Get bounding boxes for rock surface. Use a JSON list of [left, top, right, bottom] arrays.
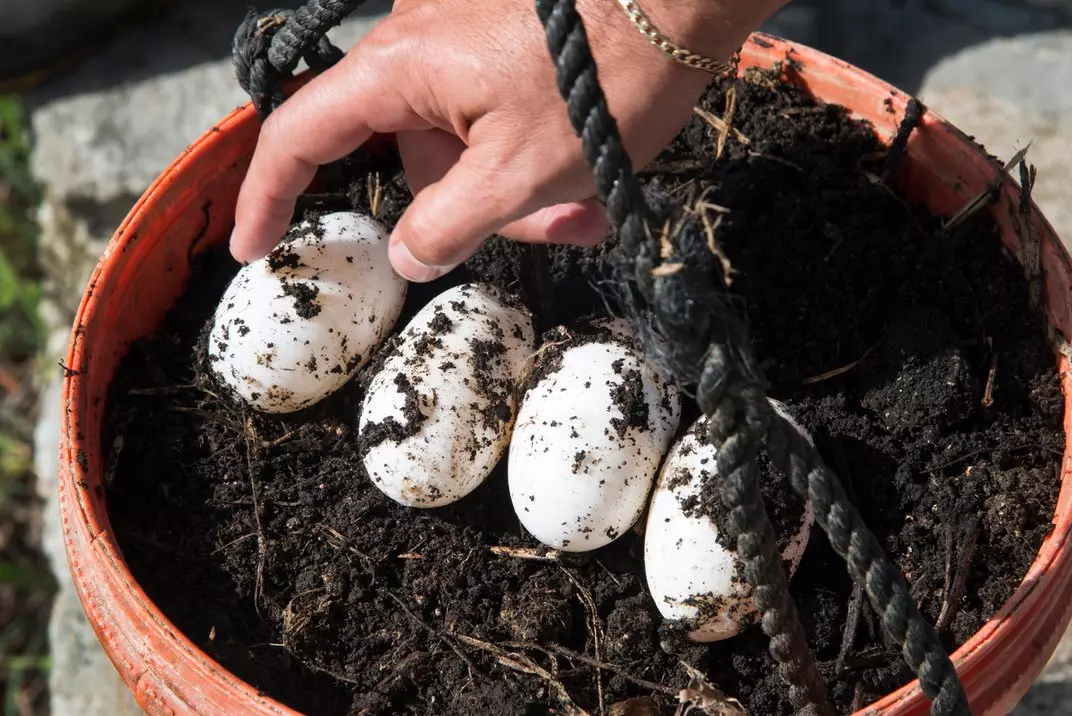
[[917, 32, 1072, 245], [24, 1, 1072, 715], [27, 3, 391, 715]]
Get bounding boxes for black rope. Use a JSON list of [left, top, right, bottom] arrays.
[[232, 0, 365, 118], [533, 1, 970, 715]]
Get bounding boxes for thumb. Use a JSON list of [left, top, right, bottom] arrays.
[[388, 142, 537, 282]]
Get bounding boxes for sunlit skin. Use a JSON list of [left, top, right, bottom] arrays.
[[229, 0, 789, 282]]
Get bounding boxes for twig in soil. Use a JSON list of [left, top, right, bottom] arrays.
[[291, 649, 367, 687], [454, 633, 588, 715], [746, 150, 803, 172], [317, 523, 373, 564], [262, 429, 297, 449], [715, 85, 738, 161], [819, 647, 892, 674], [943, 145, 1030, 232], [801, 345, 876, 385], [211, 532, 259, 555], [515, 330, 573, 396], [693, 106, 750, 148], [674, 662, 746, 716], [282, 586, 332, 638], [489, 545, 561, 561], [836, 583, 865, 674], [691, 197, 734, 287], [1014, 158, 1043, 313], [524, 643, 677, 697], [243, 417, 268, 618], [126, 383, 198, 396], [936, 516, 980, 633], [385, 591, 479, 685], [982, 353, 998, 407], [166, 405, 244, 433], [561, 568, 606, 716], [881, 97, 924, 184], [595, 560, 623, 587], [367, 173, 383, 218]]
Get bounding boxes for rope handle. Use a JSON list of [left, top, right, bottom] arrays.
[[232, 0, 365, 118], [230, 3, 972, 714]]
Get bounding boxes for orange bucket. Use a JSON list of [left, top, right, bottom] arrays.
[[58, 32, 1072, 715]]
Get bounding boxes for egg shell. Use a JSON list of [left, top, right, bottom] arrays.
[[359, 283, 535, 508], [508, 317, 682, 552], [643, 399, 813, 642], [208, 212, 407, 414]]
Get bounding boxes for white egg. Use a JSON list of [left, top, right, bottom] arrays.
[[359, 283, 535, 508], [508, 317, 682, 552], [208, 211, 407, 414], [644, 399, 813, 642]]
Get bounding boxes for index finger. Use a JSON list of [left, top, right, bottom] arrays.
[[230, 46, 424, 263]]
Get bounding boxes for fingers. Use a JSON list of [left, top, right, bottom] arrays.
[[388, 140, 517, 281], [498, 199, 608, 246], [396, 128, 466, 196], [393, 130, 608, 281], [230, 43, 423, 263]]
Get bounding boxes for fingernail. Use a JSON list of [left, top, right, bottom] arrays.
[[388, 235, 452, 283], [228, 229, 248, 264]]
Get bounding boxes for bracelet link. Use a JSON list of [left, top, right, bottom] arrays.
[[614, 0, 740, 76]]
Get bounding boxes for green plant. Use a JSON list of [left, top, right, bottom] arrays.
[[0, 92, 49, 716], [0, 96, 42, 363]]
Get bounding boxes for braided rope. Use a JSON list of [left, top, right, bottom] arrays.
[[232, 0, 365, 118], [534, 1, 970, 714]]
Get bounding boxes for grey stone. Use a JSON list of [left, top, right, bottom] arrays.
[[802, 0, 1067, 94], [34, 367, 143, 716], [760, 2, 818, 47], [1013, 628, 1072, 714], [917, 31, 1072, 247], [27, 0, 392, 202], [0, 0, 140, 84], [27, 3, 391, 716]]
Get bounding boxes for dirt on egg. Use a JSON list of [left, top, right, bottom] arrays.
[[103, 64, 1063, 715]]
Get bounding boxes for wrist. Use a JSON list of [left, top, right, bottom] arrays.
[[603, 0, 790, 70]]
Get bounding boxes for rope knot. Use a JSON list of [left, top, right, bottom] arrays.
[[233, 0, 362, 118]]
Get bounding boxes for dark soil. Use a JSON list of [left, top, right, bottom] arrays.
[[103, 65, 1064, 715]]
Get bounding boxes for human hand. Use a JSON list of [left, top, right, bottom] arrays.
[[229, 0, 787, 281]]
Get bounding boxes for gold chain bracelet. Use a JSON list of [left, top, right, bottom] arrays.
[[614, 0, 740, 76]]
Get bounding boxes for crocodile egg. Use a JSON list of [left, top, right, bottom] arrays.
[[359, 283, 535, 508], [507, 317, 682, 552], [208, 211, 407, 413], [644, 399, 813, 642]]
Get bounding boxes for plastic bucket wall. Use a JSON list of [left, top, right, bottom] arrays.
[[59, 32, 1072, 716]]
